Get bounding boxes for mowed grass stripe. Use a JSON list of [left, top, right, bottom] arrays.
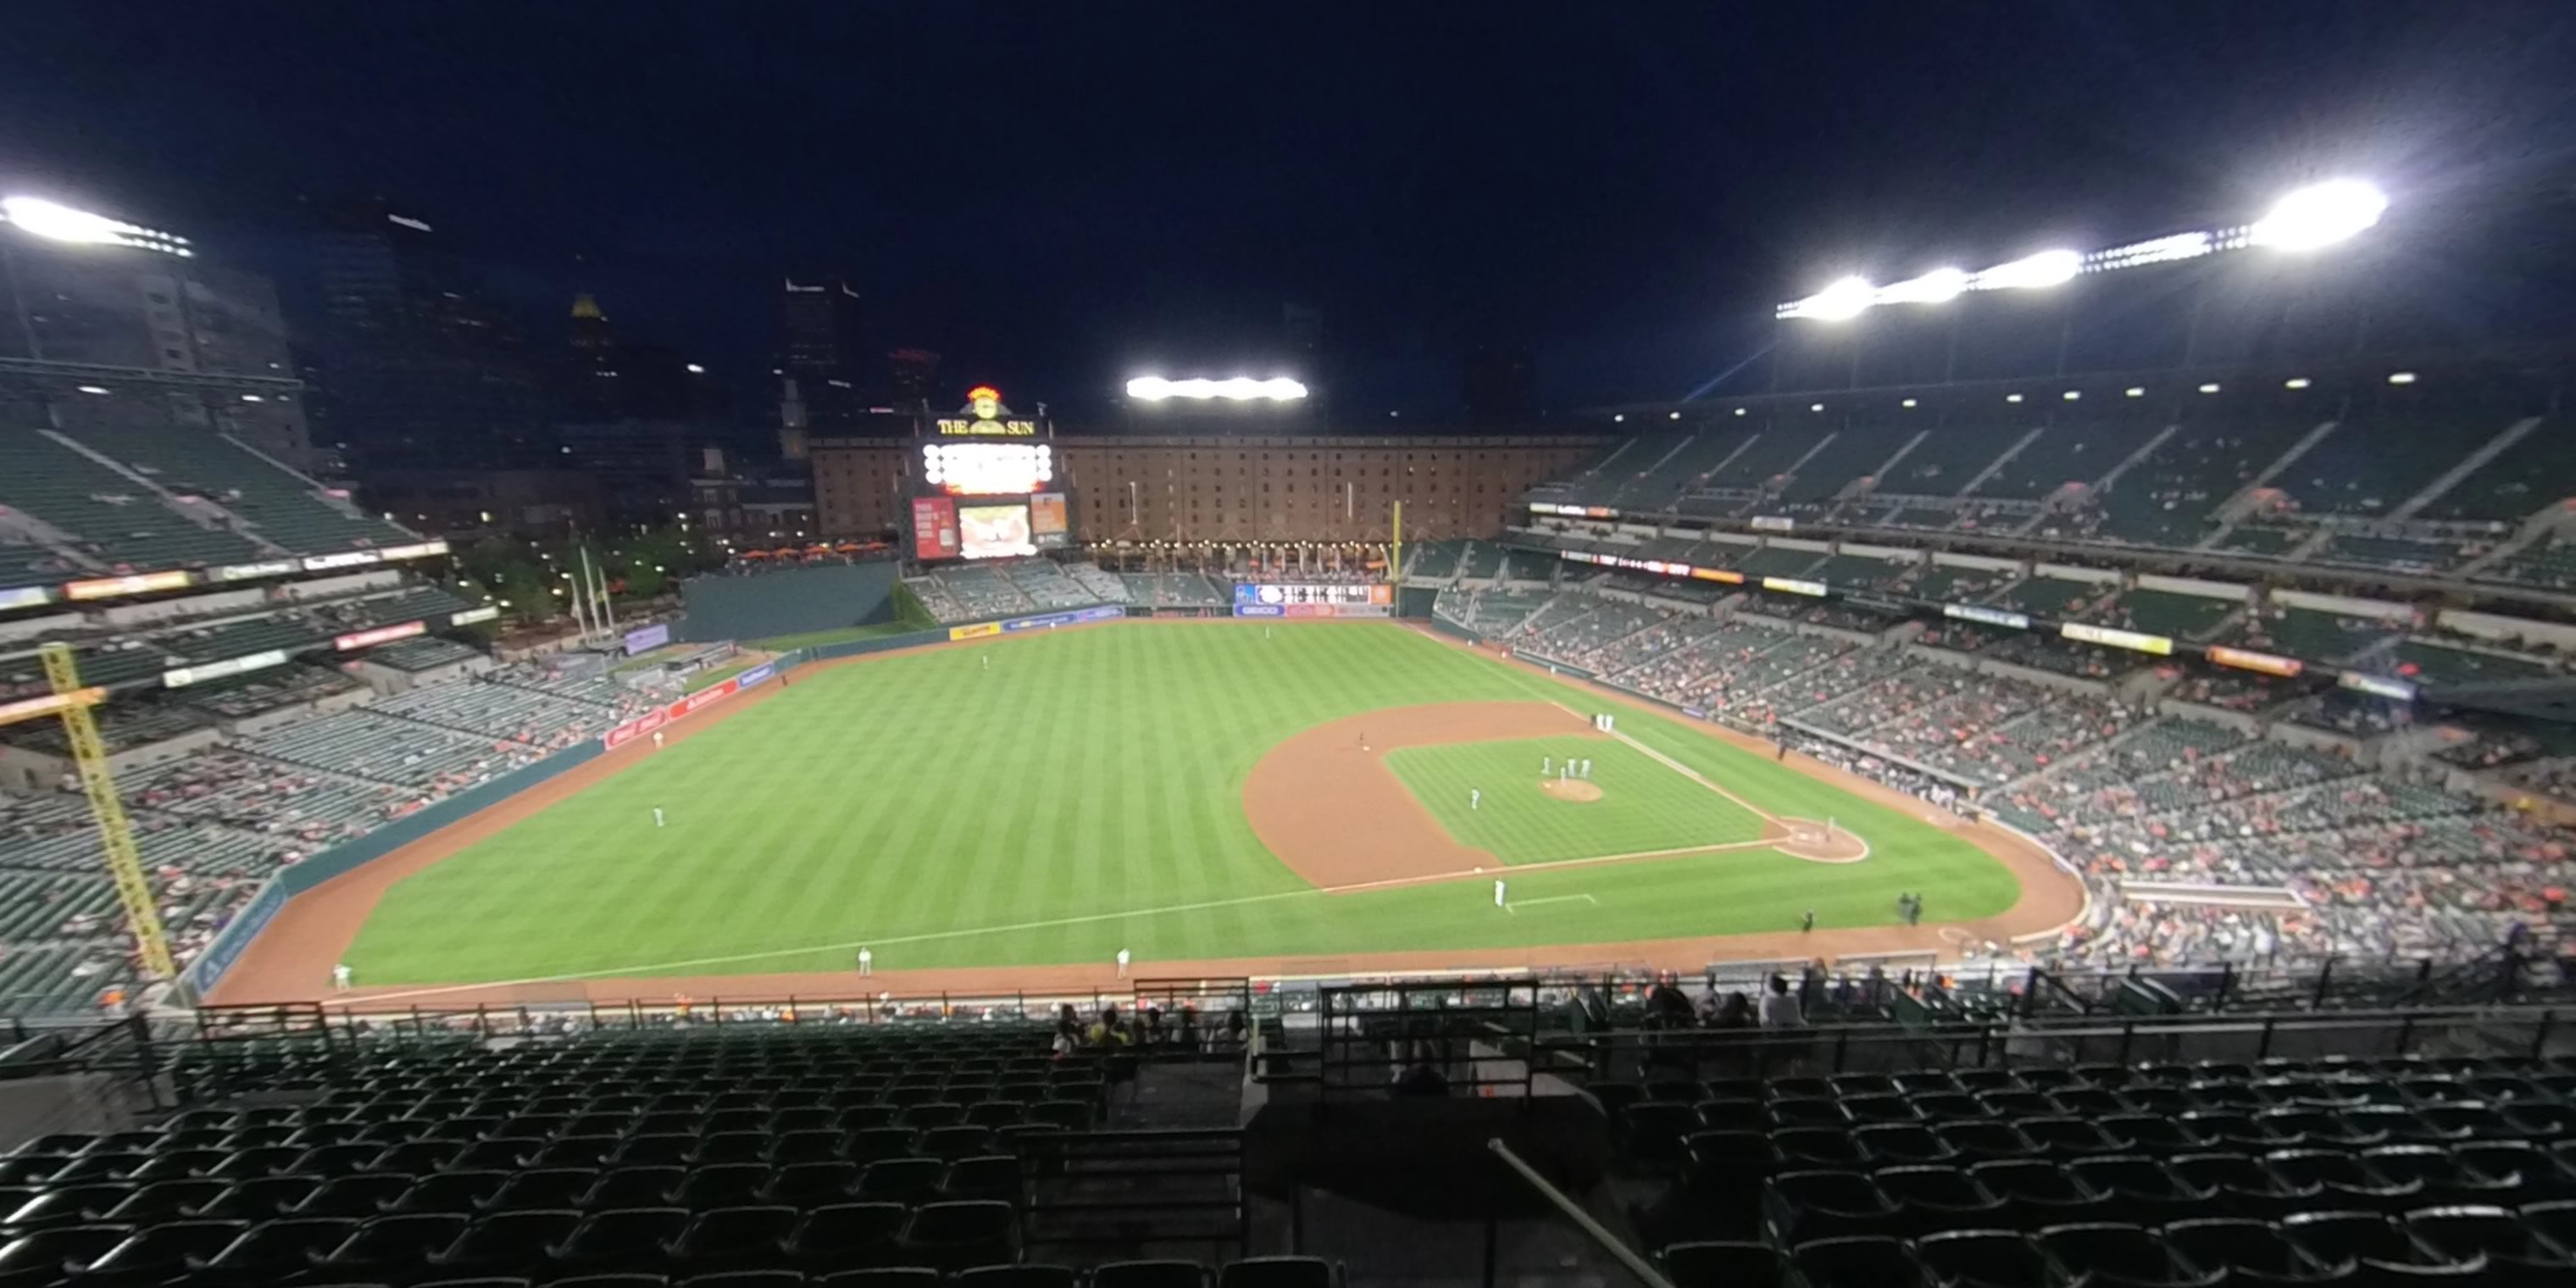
[[345, 623, 2022, 984]]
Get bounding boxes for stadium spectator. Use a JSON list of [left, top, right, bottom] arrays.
[[1757, 974, 1804, 1028]]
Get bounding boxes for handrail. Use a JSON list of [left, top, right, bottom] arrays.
[[1485, 1139, 1676, 1288]]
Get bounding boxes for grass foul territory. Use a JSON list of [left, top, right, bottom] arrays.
[[343, 622, 2020, 985]]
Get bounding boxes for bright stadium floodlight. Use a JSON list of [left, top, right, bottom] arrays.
[[2248, 179, 2388, 252], [1973, 249, 2082, 291], [1124, 375, 1307, 402], [1878, 267, 1968, 304], [2388, 371, 2418, 385], [1779, 180, 2390, 319], [2125, 386, 2146, 397], [0, 196, 192, 256], [1779, 275, 1875, 321]]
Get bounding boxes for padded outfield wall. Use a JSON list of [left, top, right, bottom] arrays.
[[678, 561, 899, 644]]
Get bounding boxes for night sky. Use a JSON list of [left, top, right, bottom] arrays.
[[3, 3, 2571, 418]]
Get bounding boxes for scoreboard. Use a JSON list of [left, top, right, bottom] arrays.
[[908, 385, 1076, 563], [1232, 583, 1394, 619]]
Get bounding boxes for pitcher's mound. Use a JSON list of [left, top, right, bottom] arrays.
[[1541, 779, 1604, 803], [1776, 816, 1871, 863]]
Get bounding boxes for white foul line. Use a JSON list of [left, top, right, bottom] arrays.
[[1505, 893, 1598, 914], [1550, 700, 1785, 825]]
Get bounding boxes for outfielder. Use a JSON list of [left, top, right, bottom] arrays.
[[652, 806, 666, 828], [1470, 788, 1482, 810]]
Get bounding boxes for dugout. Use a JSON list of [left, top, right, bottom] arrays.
[[679, 560, 899, 642]]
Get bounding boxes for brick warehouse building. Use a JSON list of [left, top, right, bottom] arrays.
[[803, 432, 1607, 544]]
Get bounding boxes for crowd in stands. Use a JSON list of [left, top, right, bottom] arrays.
[[0, 644, 663, 1014]]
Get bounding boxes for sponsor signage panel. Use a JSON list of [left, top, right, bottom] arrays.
[[1761, 577, 1828, 597], [2060, 622, 2175, 655], [736, 663, 775, 690], [450, 606, 500, 625], [1003, 604, 1123, 631], [2340, 671, 2418, 702], [379, 541, 450, 561], [911, 497, 961, 560], [624, 623, 672, 656], [65, 570, 193, 600], [950, 622, 1002, 641], [333, 619, 426, 651], [300, 551, 383, 572], [1690, 567, 1746, 584], [1943, 603, 2030, 630], [214, 559, 300, 582], [162, 649, 289, 689], [0, 687, 104, 729], [0, 586, 50, 611], [1749, 516, 1796, 532], [2206, 646, 2303, 677]]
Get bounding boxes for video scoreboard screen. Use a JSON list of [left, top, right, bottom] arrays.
[[908, 386, 1079, 563], [1232, 582, 1394, 618]]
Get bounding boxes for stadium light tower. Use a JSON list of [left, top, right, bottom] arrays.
[[0, 196, 194, 257], [1126, 376, 1309, 402], [1777, 177, 2387, 320]]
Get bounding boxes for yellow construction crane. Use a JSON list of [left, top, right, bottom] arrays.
[[2, 644, 176, 980]]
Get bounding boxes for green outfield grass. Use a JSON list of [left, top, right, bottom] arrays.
[[343, 622, 2024, 985], [1384, 736, 1763, 863]]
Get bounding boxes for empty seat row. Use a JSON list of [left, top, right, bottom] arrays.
[[1663, 1208, 2576, 1288], [4, 1156, 1031, 1230]]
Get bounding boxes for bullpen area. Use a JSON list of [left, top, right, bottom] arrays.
[[211, 621, 2079, 1004]]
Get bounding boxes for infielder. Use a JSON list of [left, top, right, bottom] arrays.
[[652, 806, 666, 828], [857, 947, 873, 976], [1580, 758, 1593, 780], [1470, 788, 1482, 810], [1541, 755, 1552, 774], [1494, 880, 1507, 908], [331, 963, 353, 991]]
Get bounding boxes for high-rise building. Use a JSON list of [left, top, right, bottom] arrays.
[[777, 276, 865, 430], [308, 200, 551, 473], [0, 192, 313, 464]]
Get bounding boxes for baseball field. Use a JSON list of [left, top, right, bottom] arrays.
[[217, 621, 2082, 1003]]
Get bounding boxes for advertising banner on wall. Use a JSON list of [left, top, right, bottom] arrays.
[[0, 586, 50, 611], [1002, 605, 1123, 631], [2060, 622, 2175, 655], [334, 619, 427, 651], [911, 497, 960, 560], [65, 570, 194, 600], [624, 623, 672, 656], [1943, 603, 2030, 630], [2207, 646, 2304, 677], [163, 650, 289, 689]]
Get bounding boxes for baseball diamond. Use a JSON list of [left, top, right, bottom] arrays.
[[208, 620, 2074, 1005]]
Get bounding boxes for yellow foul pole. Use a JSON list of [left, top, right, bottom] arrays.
[[37, 643, 175, 980], [1390, 500, 1403, 585]]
